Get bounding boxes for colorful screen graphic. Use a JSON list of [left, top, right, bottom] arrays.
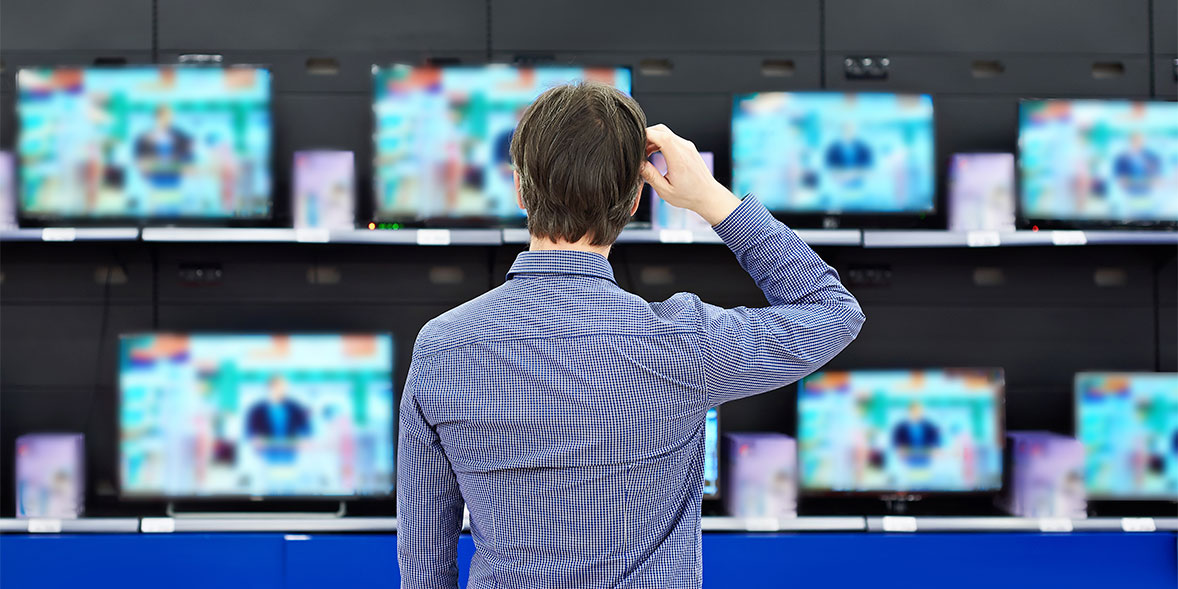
[[799, 369, 1004, 493], [732, 92, 935, 215], [294, 150, 355, 230], [373, 65, 632, 223], [17, 66, 272, 222], [16, 434, 85, 518], [650, 151, 715, 233], [119, 334, 395, 497], [1076, 372, 1178, 499], [704, 407, 719, 498], [948, 153, 1016, 232], [1019, 100, 1178, 224], [0, 151, 15, 229]]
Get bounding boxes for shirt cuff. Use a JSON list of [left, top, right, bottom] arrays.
[[711, 195, 781, 252]]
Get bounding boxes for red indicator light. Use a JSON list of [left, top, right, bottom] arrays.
[[368, 222, 376, 230]]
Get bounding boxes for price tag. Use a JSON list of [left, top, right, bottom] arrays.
[[966, 231, 1001, 248], [659, 229, 694, 244], [1051, 231, 1088, 246], [284, 534, 311, 541], [745, 517, 781, 532], [416, 229, 452, 246], [1121, 517, 1156, 533], [41, 228, 77, 242], [27, 518, 63, 533], [295, 228, 331, 243], [1038, 518, 1073, 533], [141, 517, 176, 533], [881, 516, 918, 532]]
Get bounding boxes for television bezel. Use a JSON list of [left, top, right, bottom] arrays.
[[14, 64, 276, 229], [115, 331, 397, 501]]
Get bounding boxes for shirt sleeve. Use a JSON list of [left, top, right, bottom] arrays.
[[696, 196, 865, 407], [397, 355, 464, 589]]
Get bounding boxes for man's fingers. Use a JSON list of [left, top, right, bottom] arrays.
[[640, 161, 672, 195]]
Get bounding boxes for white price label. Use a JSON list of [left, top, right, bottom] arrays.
[[41, 228, 77, 242], [659, 229, 694, 244], [284, 534, 311, 541], [1121, 518, 1156, 533], [416, 229, 452, 246], [881, 516, 918, 532], [295, 228, 331, 243], [1038, 518, 1073, 533], [1051, 231, 1088, 246], [27, 518, 63, 533], [745, 517, 781, 532], [966, 231, 1002, 248], [141, 517, 176, 533]]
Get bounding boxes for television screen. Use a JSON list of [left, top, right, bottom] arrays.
[[17, 66, 272, 223], [704, 407, 719, 498], [294, 150, 355, 230], [650, 151, 715, 233], [948, 153, 1016, 232], [372, 65, 633, 224], [1019, 100, 1178, 226], [0, 151, 15, 229], [15, 433, 85, 518], [798, 369, 1004, 493], [119, 333, 395, 498], [1075, 372, 1178, 499], [731, 92, 935, 216]]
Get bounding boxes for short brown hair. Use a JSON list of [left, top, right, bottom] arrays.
[[510, 81, 647, 246]]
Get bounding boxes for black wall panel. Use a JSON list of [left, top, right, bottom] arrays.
[[157, 0, 486, 52], [491, 0, 820, 52], [826, 0, 1149, 54], [0, 0, 152, 51], [1155, 0, 1178, 55]]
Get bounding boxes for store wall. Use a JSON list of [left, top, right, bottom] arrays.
[[0, 0, 1175, 516]]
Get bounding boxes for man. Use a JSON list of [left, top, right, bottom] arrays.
[[133, 104, 194, 190], [398, 82, 864, 588], [891, 401, 941, 469], [245, 375, 311, 464], [1112, 132, 1161, 197]]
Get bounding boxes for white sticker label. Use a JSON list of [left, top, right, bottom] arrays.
[[745, 517, 780, 532], [659, 229, 694, 244], [1121, 517, 1156, 533], [141, 517, 176, 533], [881, 516, 918, 532], [295, 228, 331, 243], [417, 229, 452, 246], [27, 518, 63, 533], [41, 228, 77, 242], [1038, 518, 1074, 533], [284, 534, 311, 541], [966, 231, 1001, 248], [1051, 231, 1088, 246]]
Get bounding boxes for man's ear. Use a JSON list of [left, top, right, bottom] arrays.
[[629, 182, 642, 216], [514, 170, 525, 212]]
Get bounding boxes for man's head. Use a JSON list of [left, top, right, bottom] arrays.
[[510, 82, 647, 246], [154, 105, 173, 130], [908, 401, 924, 421], [268, 375, 288, 403]]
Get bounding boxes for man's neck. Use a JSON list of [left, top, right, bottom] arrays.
[[528, 236, 611, 258]]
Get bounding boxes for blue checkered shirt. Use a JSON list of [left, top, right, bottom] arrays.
[[398, 197, 865, 588]]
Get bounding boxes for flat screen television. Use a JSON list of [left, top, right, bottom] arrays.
[[797, 368, 1005, 495], [1018, 99, 1178, 229], [118, 333, 395, 499], [16, 66, 272, 226], [731, 92, 936, 228], [293, 150, 355, 230], [372, 64, 633, 226], [650, 151, 715, 233], [947, 152, 1016, 232], [704, 407, 720, 498], [1075, 372, 1178, 500]]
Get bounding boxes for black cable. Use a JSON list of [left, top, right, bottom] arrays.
[[84, 248, 123, 450]]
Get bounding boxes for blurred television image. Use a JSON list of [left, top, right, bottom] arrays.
[[724, 433, 796, 519], [372, 64, 632, 224], [0, 151, 15, 229], [1075, 372, 1178, 500], [798, 369, 1005, 494], [17, 66, 272, 223], [119, 333, 395, 498], [948, 153, 1016, 232], [293, 150, 355, 230], [731, 92, 935, 216], [1019, 100, 1178, 226], [650, 151, 715, 233], [704, 407, 719, 498], [15, 433, 85, 518], [998, 431, 1086, 518]]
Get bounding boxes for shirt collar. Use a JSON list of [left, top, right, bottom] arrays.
[[506, 250, 618, 284]]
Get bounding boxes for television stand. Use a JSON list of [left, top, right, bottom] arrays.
[[165, 500, 348, 519]]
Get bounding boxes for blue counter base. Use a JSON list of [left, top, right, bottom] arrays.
[[2, 532, 1175, 588]]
